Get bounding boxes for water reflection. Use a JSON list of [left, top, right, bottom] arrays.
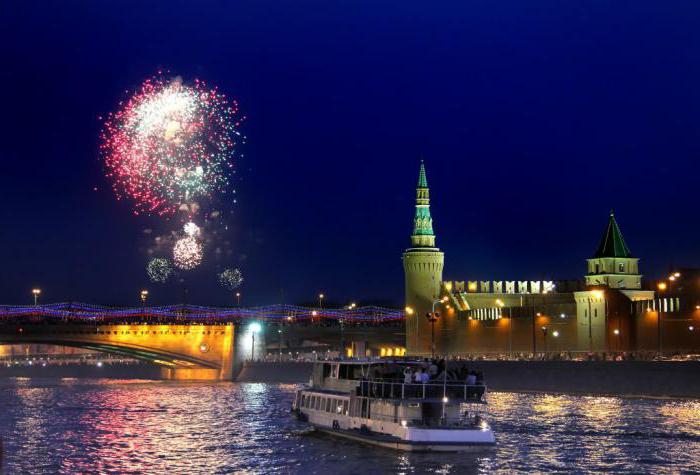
[[1, 381, 698, 474]]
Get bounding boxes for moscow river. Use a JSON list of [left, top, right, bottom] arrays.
[[1, 378, 699, 474]]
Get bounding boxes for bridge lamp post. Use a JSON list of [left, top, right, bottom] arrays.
[[319, 293, 324, 309], [32, 288, 41, 306], [140, 290, 149, 321], [249, 322, 262, 361], [236, 292, 241, 306]]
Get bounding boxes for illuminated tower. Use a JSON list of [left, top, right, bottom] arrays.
[[585, 211, 641, 289], [402, 161, 444, 355]]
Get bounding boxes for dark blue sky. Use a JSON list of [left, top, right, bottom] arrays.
[[1, 1, 699, 306]]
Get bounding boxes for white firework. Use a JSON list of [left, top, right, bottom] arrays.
[[219, 268, 244, 290], [173, 237, 203, 270], [183, 221, 200, 237], [147, 258, 173, 283]]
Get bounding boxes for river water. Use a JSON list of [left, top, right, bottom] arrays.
[[0, 378, 698, 474]]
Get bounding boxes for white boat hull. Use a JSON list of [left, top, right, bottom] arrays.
[[294, 404, 496, 452], [314, 425, 496, 452]]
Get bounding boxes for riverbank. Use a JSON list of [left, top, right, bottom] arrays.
[[236, 360, 700, 398]]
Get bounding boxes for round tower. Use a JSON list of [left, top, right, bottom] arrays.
[[402, 161, 444, 355]]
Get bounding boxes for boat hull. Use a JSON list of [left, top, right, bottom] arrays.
[[314, 425, 496, 452]]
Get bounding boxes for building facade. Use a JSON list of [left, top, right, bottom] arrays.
[[402, 163, 698, 356]]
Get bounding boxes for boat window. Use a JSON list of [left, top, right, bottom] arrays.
[[361, 398, 368, 418], [301, 395, 306, 407], [325, 398, 331, 412], [316, 397, 322, 411], [336, 400, 343, 414], [342, 400, 349, 415], [323, 364, 332, 378], [331, 364, 339, 379]]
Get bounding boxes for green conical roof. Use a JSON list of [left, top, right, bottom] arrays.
[[594, 211, 632, 258], [418, 161, 428, 188]]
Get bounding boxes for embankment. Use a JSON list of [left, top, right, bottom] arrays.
[[236, 360, 700, 398]]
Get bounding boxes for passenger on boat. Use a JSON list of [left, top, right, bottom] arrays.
[[428, 360, 438, 377], [414, 368, 423, 383], [466, 371, 477, 386], [420, 370, 430, 384], [403, 367, 413, 384]]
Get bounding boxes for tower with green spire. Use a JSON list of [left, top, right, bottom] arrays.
[[585, 211, 641, 289], [402, 161, 445, 355]]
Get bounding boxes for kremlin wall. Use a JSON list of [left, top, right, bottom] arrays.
[[403, 162, 700, 357]]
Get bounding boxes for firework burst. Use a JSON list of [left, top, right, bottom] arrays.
[[147, 258, 174, 283], [100, 73, 244, 216], [218, 268, 244, 290], [173, 237, 203, 270]]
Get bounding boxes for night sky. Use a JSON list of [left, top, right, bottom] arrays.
[[2, 1, 700, 306]]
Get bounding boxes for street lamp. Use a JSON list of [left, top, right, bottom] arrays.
[[32, 288, 41, 306], [319, 293, 324, 309], [277, 328, 283, 361], [613, 328, 620, 351], [425, 297, 447, 358], [236, 292, 241, 306], [541, 326, 549, 354], [249, 322, 262, 361], [657, 282, 667, 357], [426, 311, 440, 358]]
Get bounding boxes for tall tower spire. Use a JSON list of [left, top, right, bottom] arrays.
[[411, 161, 436, 248], [585, 211, 641, 289], [402, 161, 444, 355]]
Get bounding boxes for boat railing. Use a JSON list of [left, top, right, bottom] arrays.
[[357, 379, 486, 402]]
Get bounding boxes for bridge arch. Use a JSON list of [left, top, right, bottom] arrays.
[[0, 323, 236, 380]]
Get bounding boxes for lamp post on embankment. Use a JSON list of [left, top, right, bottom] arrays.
[[426, 297, 447, 358], [249, 322, 261, 361]]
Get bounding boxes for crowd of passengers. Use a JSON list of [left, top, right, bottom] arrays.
[[367, 359, 484, 386]]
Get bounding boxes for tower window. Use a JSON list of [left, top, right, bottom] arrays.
[[618, 263, 625, 272], [595, 264, 600, 274]]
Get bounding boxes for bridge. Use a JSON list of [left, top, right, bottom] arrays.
[[0, 303, 405, 380]]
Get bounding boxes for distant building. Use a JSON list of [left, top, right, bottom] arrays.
[[402, 162, 697, 356]]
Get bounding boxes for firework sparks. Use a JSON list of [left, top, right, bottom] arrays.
[[147, 258, 174, 283], [100, 73, 244, 216], [173, 237, 203, 270], [219, 268, 244, 290]]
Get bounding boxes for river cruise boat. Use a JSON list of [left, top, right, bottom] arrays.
[[291, 360, 496, 451]]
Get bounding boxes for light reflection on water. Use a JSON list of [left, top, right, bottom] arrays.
[[0, 378, 699, 474]]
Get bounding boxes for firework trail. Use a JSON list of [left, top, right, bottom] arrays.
[[100, 73, 244, 217]]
